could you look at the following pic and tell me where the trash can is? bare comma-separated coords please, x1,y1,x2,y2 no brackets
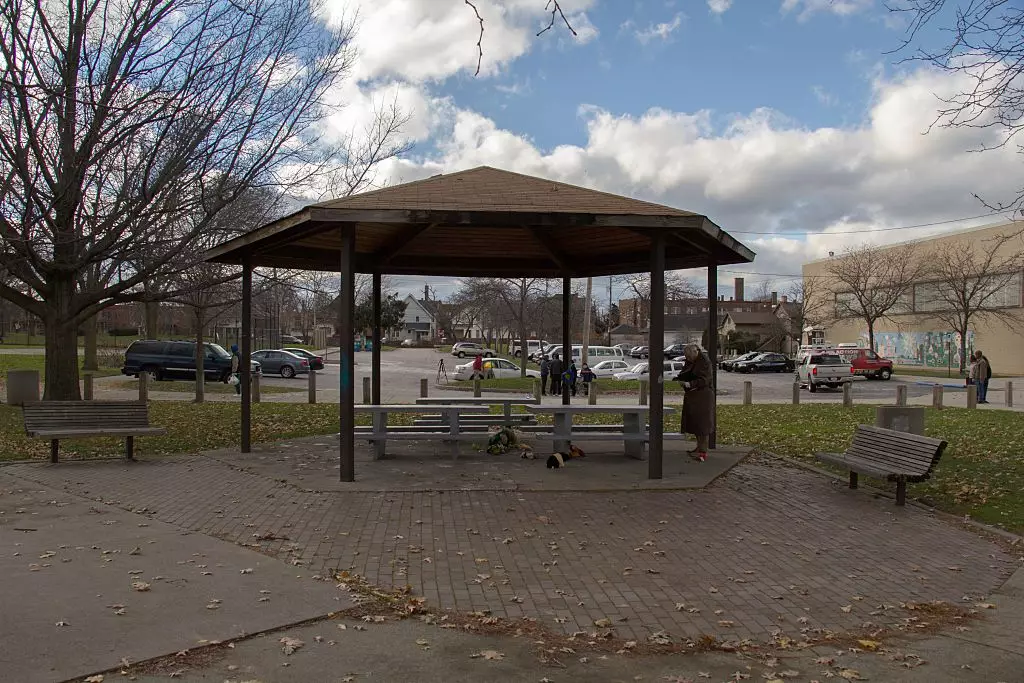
7,369,41,405
875,405,924,435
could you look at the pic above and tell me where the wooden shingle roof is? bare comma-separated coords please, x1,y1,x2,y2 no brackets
206,166,754,277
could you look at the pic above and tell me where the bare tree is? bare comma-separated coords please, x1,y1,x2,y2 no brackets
919,228,1024,370
616,272,703,328
0,0,354,399
891,1,1024,212
786,275,831,345
828,244,927,351
482,278,545,376
464,0,578,76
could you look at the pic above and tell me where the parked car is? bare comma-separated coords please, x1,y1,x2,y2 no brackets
250,349,310,378
720,352,759,372
279,334,303,345
511,339,550,358
797,353,854,392
589,359,632,377
401,338,415,347
832,347,894,380
283,347,324,370
630,345,650,359
612,343,635,354
734,352,795,373
452,357,540,381
613,360,687,381
663,343,688,358
548,345,626,363
122,340,261,382
450,342,496,359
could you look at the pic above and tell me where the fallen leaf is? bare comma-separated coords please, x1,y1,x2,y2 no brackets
416,638,429,648
128,547,141,556
594,618,612,628
280,636,304,655
837,670,864,680
840,605,852,613
471,649,505,661
84,676,104,683
974,602,996,609
131,581,151,592
857,639,880,651
240,568,254,574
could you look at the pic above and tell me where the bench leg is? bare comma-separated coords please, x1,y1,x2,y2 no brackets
623,413,645,460
895,479,907,506
125,436,135,462
372,413,387,460
50,439,59,464
848,471,858,489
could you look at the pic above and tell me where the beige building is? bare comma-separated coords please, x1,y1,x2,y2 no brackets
802,220,1024,375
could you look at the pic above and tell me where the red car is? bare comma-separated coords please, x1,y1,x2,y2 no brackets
283,347,324,371
832,347,893,380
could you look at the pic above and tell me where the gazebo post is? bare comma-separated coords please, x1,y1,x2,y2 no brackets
561,276,571,406
339,226,356,481
707,261,718,449
649,234,665,479
371,272,382,405
240,255,252,453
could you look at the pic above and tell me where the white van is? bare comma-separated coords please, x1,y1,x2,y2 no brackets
550,345,624,362
511,339,550,358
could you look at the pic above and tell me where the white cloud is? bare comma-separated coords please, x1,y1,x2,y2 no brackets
781,0,874,21
323,0,597,82
708,0,734,14
368,66,1023,290
634,13,685,44
812,85,838,106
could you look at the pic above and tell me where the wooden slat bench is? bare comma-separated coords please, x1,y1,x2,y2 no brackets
815,425,947,506
22,401,167,463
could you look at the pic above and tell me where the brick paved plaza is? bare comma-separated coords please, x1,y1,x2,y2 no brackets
3,439,1016,646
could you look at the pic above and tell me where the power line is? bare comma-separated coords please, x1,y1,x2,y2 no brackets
730,210,1017,236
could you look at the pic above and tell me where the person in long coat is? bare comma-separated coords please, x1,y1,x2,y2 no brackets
677,344,714,461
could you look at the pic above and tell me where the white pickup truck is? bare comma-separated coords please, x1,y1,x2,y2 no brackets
796,352,854,392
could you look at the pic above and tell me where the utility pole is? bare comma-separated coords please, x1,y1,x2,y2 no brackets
607,276,613,345
582,277,593,365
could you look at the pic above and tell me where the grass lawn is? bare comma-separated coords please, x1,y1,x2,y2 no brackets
0,354,121,385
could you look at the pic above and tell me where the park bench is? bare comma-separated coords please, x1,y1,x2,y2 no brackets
530,405,682,459
815,424,947,506
22,401,167,463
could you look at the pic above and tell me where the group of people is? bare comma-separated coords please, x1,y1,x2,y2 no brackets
967,349,993,404
537,355,596,397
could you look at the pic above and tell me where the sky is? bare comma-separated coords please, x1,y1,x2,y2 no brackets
317,0,1023,303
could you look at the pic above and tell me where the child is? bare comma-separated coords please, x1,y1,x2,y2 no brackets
580,363,595,396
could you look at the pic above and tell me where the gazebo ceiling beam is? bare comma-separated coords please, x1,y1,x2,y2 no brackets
374,223,437,265
306,207,705,230
527,226,574,275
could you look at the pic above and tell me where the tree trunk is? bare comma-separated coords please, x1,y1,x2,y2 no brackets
958,324,969,373
44,305,81,401
194,309,206,403
145,300,159,338
82,315,98,371
867,320,875,353
519,296,528,378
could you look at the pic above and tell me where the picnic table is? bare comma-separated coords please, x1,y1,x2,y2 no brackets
355,404,491,460
414,395,539,421
530,404,679,460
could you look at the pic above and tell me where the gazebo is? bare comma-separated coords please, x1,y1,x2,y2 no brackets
205,166,755,481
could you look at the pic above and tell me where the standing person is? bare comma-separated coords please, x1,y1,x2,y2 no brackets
230,344,241,395
566,360,579,397
975,350,991,404
539,356,550,395
471,353,484,380
580,363,595,396
549,354,563,396
966,353,977,389
677,344,714,462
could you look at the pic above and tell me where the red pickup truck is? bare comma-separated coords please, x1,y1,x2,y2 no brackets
832,347,894,380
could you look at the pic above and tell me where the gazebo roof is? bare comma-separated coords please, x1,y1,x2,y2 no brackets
205,166,754,277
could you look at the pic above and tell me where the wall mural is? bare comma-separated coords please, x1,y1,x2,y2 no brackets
860,330,974,369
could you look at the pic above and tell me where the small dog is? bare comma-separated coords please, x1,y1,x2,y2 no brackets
546,444,586,469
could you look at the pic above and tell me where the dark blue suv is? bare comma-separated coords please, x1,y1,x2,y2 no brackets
121,340,260,382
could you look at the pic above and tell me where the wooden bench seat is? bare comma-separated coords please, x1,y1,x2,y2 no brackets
816,424,947,506
22,401,167,463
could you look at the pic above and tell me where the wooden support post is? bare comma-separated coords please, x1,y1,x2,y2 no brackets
967,383,977,409
842,381,853,407
83,373,94,400
338,225,356,482
1006,381,1013,408
792,381,800,405
362,376,371,404
138,371,149,403
308,369,317,404
638,380,648,405
252,373,261,403
588,382,597,405
473,379,482,398
371,273,382,405
649,232,665,480
896,384,907,406
241,257,252,453
742,381,752,405
932,384,943,409
125,436,135,462
849,471,858,489
50,439,59,463
420,378,428,398
707,261,718,449
561,276,571,406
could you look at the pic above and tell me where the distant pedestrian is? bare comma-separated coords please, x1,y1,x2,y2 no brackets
580,363,595,396
471,353,484,380
230,344,241,395
974,350,991,403
677,344,713,462
539,356,550,395
966,355,977,388
566,361,578,397
549,355,563,396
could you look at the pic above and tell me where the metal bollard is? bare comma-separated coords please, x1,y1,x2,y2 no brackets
742,381,752,405
1006,381,1014,408
252,373,261,403
308,369,317,404
896,384,907,406
967,384,977,409
420,378,428,398
792,381,800,405
842,381,853,407
83,373,94,400
588,382,597,405
932,384,943,409
638,379,648,405
138,371,149,403
473,379,481,398
362,376,371,405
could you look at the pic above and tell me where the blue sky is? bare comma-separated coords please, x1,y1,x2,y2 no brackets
325,0,1021,301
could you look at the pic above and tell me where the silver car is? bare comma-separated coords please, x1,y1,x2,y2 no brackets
250,349,310,378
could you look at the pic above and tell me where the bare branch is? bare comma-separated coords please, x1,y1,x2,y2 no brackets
537,0,577,38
